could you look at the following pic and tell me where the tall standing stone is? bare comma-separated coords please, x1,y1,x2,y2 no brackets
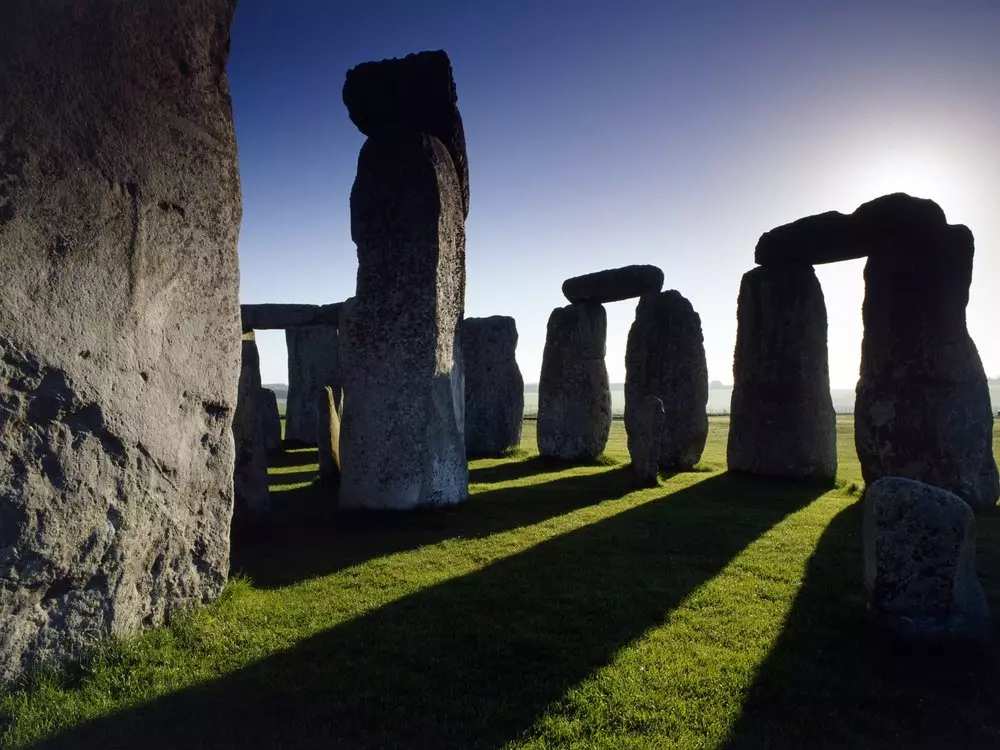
0,0,240,682
463,316,524,457
864,477,989,642
537,303,612,460
856,215,999,511
728,265,837,481
317,386,341,485
625,291,709,471
258,388,282,453
629,396,665,485
233,340,270,521
284,325,340,446
339,127,468,509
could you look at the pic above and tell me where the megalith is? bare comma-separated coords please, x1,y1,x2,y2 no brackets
284,325,340,446
629,396,665,486
864,477,989,642
463,316,524,457
727,265,837,481
338,127,468,509
317,386,341,485
625,291,709,471
537,303,612,460
258,388,282,453
562,265,664,305
855,199,998,511
233,340,271,522
0,0,240,682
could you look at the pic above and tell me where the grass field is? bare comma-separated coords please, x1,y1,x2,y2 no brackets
3,417,1000,748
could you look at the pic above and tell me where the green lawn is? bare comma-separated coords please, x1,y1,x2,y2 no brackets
3,417,1000,748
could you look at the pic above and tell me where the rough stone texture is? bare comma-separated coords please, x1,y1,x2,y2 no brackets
0,0,240,682
728,266,837,480
284,325,340,446
258,388,282,453
562,265,664,304
864,477,989,642
233,340,270,522
241,303,343,333
625,291,709,471
537,303,612,460
856,221,999,511
628,396,665,486
339,127,468,509
317,386,341,485
463,316,523,457
755,192,948,266
343,50,469,217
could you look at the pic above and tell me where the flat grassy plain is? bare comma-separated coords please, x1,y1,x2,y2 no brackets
3,417,1000,748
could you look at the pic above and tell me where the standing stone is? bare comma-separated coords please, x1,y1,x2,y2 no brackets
625,291,709,471
284,325,339,446
343,50,469,217
728,265,837,481
317,386,341,484
258,388,282,453
856,220,999,511
864,477,989,642
0,0,240,682
338,126,467,509
537,303,612,460
233,340,270,521
463,316,524,457
629,396,665,485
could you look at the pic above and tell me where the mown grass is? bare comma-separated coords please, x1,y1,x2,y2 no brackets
1,417,1000,748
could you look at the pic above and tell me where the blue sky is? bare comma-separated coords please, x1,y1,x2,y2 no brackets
230,0,1000,387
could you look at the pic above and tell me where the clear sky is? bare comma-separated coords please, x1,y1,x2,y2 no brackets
230,0,1000,388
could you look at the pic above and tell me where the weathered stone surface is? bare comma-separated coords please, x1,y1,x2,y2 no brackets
856,222,999,511
339,127,467,509
463,316,523,457
728,265,837,480
628,396,665,485
864,477,989,642
343,50,469,217
241,303,343,333
755,193,948,266
537,303,612,460
0,0,240,682
317,386,341,485
562,265,664,304
233,341,270,522
258,388,282,453
284,325,340,446
625,291,709,471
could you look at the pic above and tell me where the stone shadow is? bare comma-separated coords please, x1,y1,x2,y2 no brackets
31,473,825,749
468,454,617,485
720,503,1000,749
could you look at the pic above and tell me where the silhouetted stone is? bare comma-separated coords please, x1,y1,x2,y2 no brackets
258,388,282,453
625,291,708,471
317,386,341,485
537,303,611,460
562,265,664,304
755,193,948,266
864,477,989,642
629,396,665,485
234,340,271,521
343,50,469,216
339,128,467,509
241,303,343,333
728,265,837,480
284,325,340,446
463,316,524,457
0,0,240,682
856,222,999,511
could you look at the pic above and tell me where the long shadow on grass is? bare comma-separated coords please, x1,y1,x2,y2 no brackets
32,473,826,750
233,463,640,589
468,455,613,485
721,503,1000,750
